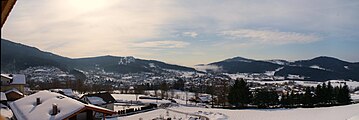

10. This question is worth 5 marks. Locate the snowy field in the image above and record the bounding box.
[108,108,202,120]
[247,80,359,90]
[109,103,359,120]
[111,94,172,105]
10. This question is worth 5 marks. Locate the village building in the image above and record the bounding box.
[4,88,23,101]
[50,89,77,98]
[81,92,116,110]
[9,90,116,120]
[1,74,26,94]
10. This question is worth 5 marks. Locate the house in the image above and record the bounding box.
[1,74,26,94]
[9,90,116,120]
[81,92,116,110]
[4,88,23,101]
[50,89,77,98]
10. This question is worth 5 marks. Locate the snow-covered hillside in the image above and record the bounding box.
[110,103,359,120]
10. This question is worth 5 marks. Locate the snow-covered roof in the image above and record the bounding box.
[87,96,106,105]
[4,88,23,96]
[9,91,115,120]
[0,92,7,101]
[1,74,26,84]
[198,96,210,102]
[49,89,75,97]
[82,92,116,104]
[0,104,13,119]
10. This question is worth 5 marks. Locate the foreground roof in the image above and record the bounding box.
[9,90,115,120]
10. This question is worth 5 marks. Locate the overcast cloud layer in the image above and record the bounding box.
[3,0,359,66]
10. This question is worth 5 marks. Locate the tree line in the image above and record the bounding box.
[227,79,352,108]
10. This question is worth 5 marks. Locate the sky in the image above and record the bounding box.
[2,0,359,67]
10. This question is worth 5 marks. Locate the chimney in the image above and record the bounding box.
[52,103,58,115]
[36,97,41,105]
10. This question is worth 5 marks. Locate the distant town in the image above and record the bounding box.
[1,65,359,120]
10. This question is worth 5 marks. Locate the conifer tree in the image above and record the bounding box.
[338,83,351,104]
[228,79,251,107]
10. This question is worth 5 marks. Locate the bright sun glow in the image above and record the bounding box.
[67,0,108,12]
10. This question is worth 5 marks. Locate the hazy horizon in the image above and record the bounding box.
[2,0,359,67]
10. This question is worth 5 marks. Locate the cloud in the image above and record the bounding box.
[2,0,183,57]
[2,0,358,65]
[194,64,222,72]
[182,32,198,38]
[221,29,321,44]
[132,40,189,49]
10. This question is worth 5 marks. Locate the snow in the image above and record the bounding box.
[11,74,26,84]
[108,103,359,120]
[310,65,326,70]
[167,104,359,120]
[348,115,359,120]
[351,94,359,102]
[1,92,7,101]
[0,74,26,84]
[107,108,202,120]
[265,60,288,65]
[9,91,85,120]
[237,59,252,63]
[87,96,106,105]
[0,104,13,119]
[264,67,284,76]
[248,80,359,89]
[344,66,349,69]
[326,80,359,90]
[248,80,289,85]
[118,56,135,65]
[149,63,156,68]
[49,89,75,97]
[295,81,321,87]
[194,65,222,72]
[113,103,144,111]
[224,73,248,80]
[121,76,133,79]
[287,74,305,80]
[111,94,171,105]
[34,69,47,72]
[198,96,210,102]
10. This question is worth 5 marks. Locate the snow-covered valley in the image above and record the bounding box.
[109,103,359,120]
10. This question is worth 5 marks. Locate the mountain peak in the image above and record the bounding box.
[224,56,254,62]
[307,56,348,63]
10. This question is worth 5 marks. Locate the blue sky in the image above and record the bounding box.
[2,0,359,66]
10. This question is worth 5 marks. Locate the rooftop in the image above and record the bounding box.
[9,90,115,120]
[1,74,26,85]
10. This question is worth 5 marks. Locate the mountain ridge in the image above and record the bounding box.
[1,39,358,81]
[1,39,195,73]
[205,56,359,81]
